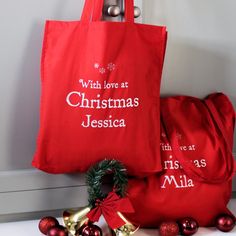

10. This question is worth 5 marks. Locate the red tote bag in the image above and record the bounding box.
[32,0,167,176]
[126,93,236,227]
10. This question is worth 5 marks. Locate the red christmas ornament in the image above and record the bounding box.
[38,216,59,235]
[81,224,103,236]
[47,225,68,236]
[179,218,199,236]
[215,214,235,232]
[159,221,179,236]
[75,221,91,236]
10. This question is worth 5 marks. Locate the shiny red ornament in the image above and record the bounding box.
[47,225,68,236]
[38,216,59,235]
[179,218,199,236]
[159,221,179,236]
[81,224,103,236]
[75,221,91,236]
[215,214,235,232]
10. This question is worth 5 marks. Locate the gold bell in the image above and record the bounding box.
[113,212,139,236]
[63,207,91,236]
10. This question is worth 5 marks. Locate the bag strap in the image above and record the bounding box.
[161,98,235,184]
[162,123,216,183]
[81,0,94,22]
[204,98,236,175]
[124,0,135,23]
[204,99,233,158]
[81,0,135,23]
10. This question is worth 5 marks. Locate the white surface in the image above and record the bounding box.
[0,218,235,235]
[0,199,236,235]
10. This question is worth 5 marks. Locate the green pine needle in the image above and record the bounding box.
[86,160,128,207]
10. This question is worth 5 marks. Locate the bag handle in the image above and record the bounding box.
[81,0,94,22]
[81,0,135,23]
[204,98,234,158]
[204,98,236,175]
[161,99,235,184]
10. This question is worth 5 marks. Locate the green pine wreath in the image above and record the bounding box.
[86,160,128,207]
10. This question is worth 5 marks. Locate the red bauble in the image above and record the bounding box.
[75,221,91,236]
[179,218,199,236]
[47,225,68,236]
[215,214,235,232]
[38,216,59,235]
[81,224,103,236]
[159,221,179,236]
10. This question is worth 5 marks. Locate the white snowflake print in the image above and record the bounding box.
[161,132,166,138]
[107,62,116,71]
[94,63,100,69]
[99,68,106,74]
[176,133,182,140]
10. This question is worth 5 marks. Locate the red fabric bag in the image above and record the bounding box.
[32,0,167,176]
[126,93,235,226]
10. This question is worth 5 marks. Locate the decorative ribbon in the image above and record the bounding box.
[86,191,134,229]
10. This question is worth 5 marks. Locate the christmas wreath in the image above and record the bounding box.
[37,160,235,236]
[63,160,138,236]
[86,159,128,206]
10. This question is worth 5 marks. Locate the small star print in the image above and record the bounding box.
[107,63,116,71]
[99,68,106,74]
[161,133,166,138]
[176,133,182,140]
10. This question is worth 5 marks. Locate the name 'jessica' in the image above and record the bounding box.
[82,115,126,128]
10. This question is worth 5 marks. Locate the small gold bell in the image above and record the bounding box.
[63,207,91,236]
[113,212,139,236]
